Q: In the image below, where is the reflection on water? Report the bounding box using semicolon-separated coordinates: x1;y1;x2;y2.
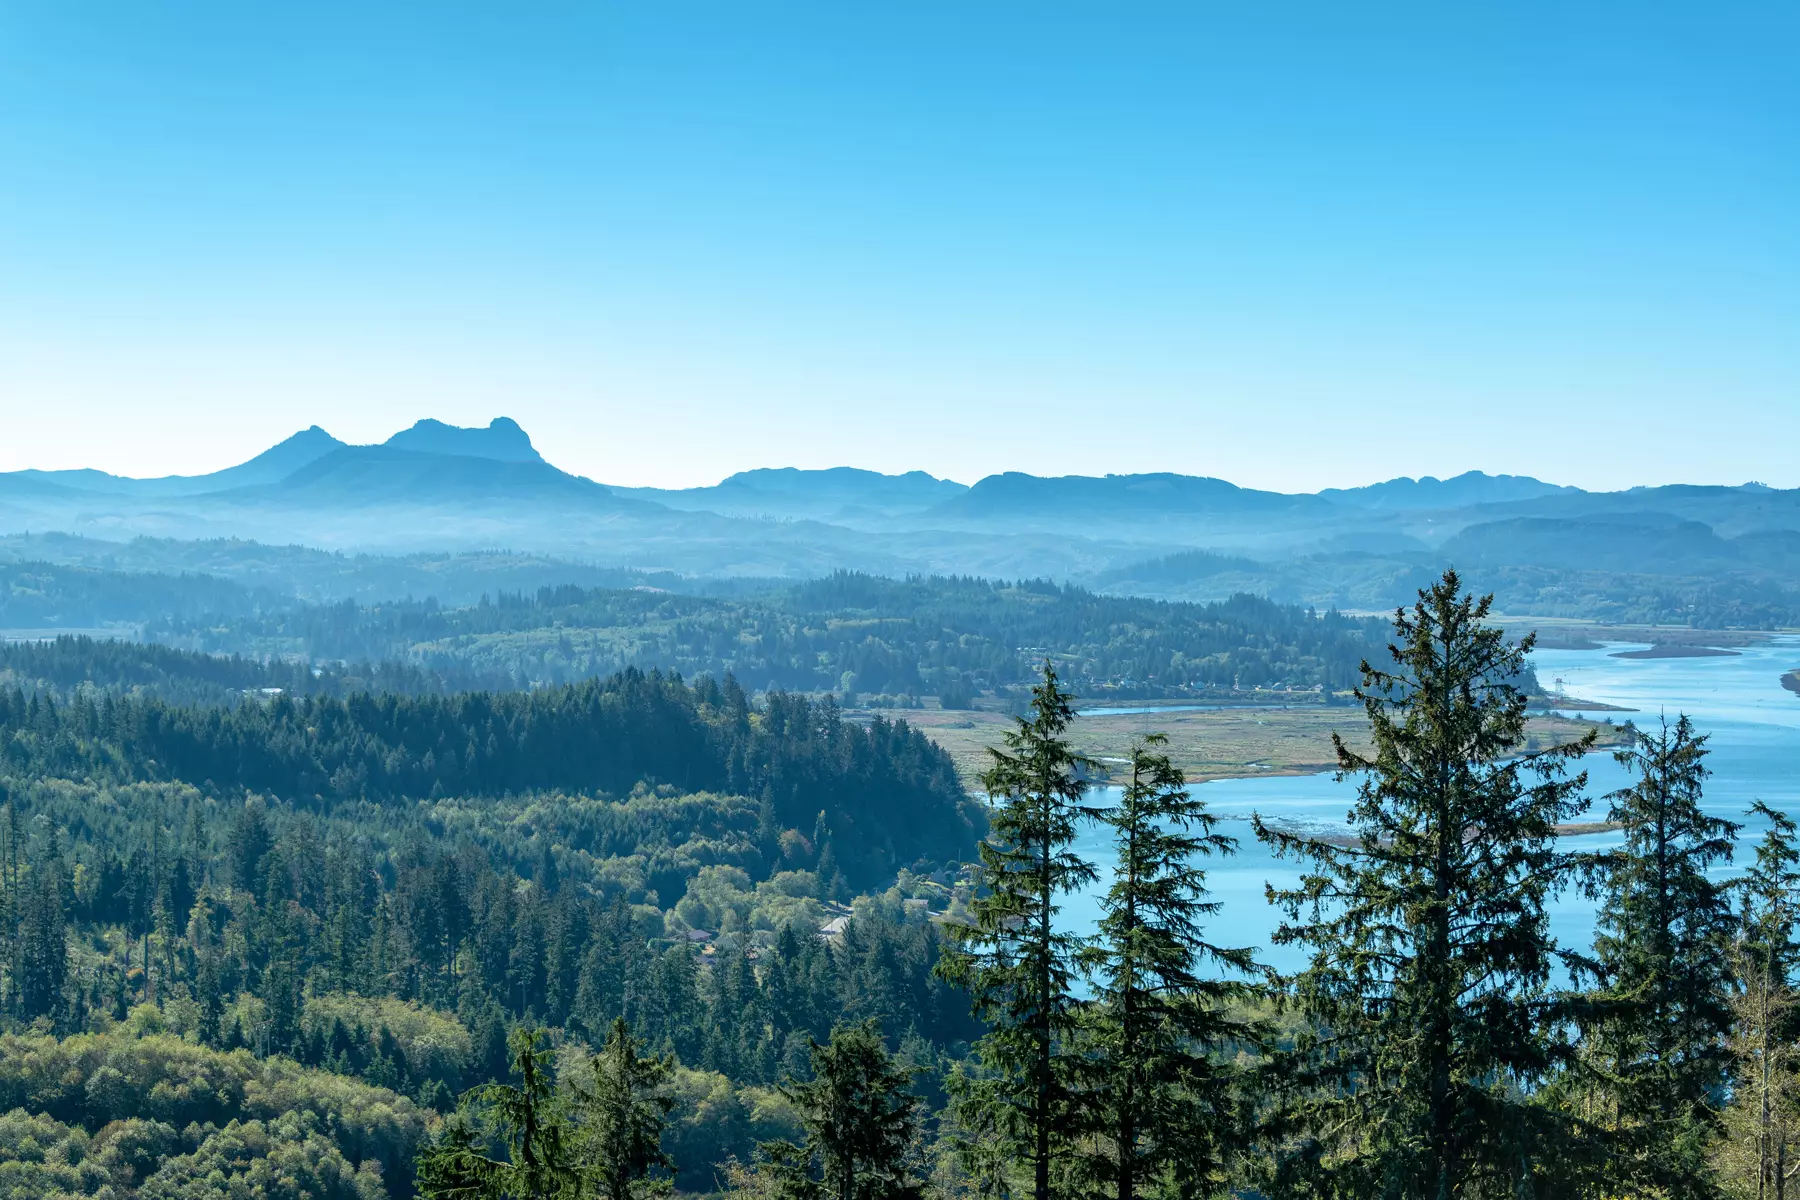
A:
1057;636;1800;975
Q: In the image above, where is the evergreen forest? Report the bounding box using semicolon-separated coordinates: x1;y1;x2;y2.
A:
0;571;1791;1200
3;564;1395;703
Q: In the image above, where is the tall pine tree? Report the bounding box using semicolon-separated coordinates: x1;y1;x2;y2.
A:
447;1026;580;1200
761;1020;924;1200
939;662;1097;1200
1255;569;1593;1198
19;835;70;1022
577;1017;676;1200
1718;802;1800;1199
1574;714;1738;1197
1078;734;1261;1200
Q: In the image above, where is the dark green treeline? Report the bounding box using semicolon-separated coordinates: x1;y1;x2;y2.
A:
0;666;976;887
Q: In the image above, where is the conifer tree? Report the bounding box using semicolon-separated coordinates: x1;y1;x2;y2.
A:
1255;569;1593;1197
1078;735;1261;1200
0;791;18;1013
1576;714;1739;1196
938;662;1097;1200
1718;803;1800;1199
19;835;70;1021
762;1020;924;1200
417;1116;502;1200
578;1017;676;1200
428;1026;579;1200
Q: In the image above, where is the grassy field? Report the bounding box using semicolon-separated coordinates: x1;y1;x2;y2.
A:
902;703;1628;789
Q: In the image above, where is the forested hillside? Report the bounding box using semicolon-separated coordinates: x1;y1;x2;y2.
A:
0;668;975;889
0;572;1790;1199
0;560;283;628
147;572;1388;702
0;663;980;1196
0;635;500;705
1101;545;1800;627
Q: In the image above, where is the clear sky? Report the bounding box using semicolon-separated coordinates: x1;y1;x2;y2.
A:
0;2;1793;491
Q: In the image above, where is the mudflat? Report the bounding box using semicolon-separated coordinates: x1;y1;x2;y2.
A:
1610;645;1740;659
903;704;1625;788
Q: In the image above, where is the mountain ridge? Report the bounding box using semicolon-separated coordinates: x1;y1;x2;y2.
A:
1320;470;1583;510
4;420;1799;595
382;416;544;463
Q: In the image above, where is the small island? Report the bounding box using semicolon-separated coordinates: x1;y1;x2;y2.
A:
1783;670;1800;696
1610;644;1740;659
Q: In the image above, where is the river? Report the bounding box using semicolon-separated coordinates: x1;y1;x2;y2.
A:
1060;635;1800;974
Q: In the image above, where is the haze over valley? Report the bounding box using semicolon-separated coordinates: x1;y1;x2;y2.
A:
7;416;1799;632
3;5;1795;1197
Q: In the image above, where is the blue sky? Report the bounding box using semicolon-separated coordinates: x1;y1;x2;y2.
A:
0;2;1793;490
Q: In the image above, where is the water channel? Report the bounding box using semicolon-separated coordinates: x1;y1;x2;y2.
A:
1060;636;1800;974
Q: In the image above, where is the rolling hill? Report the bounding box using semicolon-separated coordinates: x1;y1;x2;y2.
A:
3;418;1799;625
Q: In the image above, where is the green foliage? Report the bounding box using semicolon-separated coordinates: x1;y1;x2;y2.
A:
148;572;1386;701
1716;805;1800;1198
139;1112;388;1200
416;1117;498;1200
575;1018;676;1200
0;1105;389;1200
0;635;488;707
1569;715;1740;1196
0;668;974;890
0;1106;112;1199
8;559;1788;1199
0;1026;430;1193
938;663;1095;1200
758;1021;924;1200
1254;569;1594;1197
16;831;69;1021
457;1028;578;1200
0;561;271;629
1077;735;1261;1200
1738;801;1800;998
300;994;474;1093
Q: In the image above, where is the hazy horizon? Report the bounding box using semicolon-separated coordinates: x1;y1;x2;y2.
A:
4;415;1788;496
3;3;1794;491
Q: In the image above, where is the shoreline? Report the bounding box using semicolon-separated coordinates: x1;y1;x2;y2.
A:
911;703;1626;789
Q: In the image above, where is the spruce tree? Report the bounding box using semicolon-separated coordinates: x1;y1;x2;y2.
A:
762;1020;924;1200
0;792;17;1014
1718;803;1800;1199
1576;714;1739;1196
1738;802;1800;991
19;836;70;1022
577;1017;676;1200
938;662;1097;1200
429;1026;579;1200
1254;569;1593;1197
417;1116;502;1200
1078;735;1261;1200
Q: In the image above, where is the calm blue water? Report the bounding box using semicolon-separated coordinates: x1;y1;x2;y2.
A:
1059;636;1800;975
1076;704;1300;717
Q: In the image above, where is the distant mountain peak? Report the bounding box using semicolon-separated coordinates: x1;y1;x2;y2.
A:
382;417;544;464
272;424;343;451
1321;470;1581;511
716;466;962;490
